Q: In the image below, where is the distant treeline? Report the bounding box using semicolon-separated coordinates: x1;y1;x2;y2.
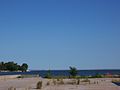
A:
0;61;28;72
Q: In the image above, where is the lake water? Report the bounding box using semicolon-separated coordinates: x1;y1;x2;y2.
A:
0;70;120;77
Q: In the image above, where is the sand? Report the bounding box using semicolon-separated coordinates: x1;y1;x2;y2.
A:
43;78;120;90
0;77;120;90
0;77;40;90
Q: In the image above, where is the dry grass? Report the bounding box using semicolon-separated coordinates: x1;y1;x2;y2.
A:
8;86;16;90
36;81;42;89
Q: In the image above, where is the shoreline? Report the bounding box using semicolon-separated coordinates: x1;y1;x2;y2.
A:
0;75;21;80
1;69;120;77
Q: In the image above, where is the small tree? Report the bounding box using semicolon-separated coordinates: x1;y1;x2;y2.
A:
69;66;78;78
44;70;52;79
20;63;28;72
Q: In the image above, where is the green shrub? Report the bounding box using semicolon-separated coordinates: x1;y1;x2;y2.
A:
17;75;24;78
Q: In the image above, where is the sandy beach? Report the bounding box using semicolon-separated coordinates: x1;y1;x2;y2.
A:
0;77;120;90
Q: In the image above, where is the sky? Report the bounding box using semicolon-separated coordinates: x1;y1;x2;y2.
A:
0;0;120;70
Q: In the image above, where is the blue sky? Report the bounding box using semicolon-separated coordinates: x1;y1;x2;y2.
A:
0;0;120;70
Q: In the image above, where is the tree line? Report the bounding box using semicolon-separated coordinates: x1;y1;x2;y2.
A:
0;61;28;72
